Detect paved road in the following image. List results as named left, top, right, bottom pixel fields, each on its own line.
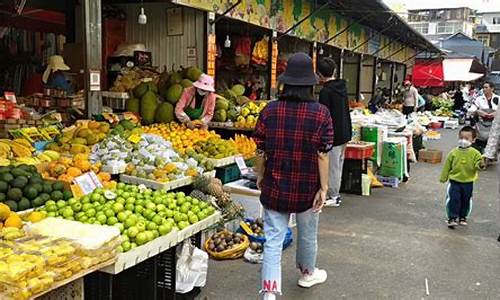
left=199, top=129, right=500, bottom=299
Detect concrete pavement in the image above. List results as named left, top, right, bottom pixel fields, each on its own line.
left=198, top=129, right=500, bottom=299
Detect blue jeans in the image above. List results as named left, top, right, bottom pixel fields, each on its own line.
left=261, top=208, right=320, bottom=294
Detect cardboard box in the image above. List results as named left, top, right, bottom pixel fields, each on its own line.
left=419, top=149, right=443, bottom=164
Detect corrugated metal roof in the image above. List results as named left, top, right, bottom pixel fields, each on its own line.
left=318, top=0, right=440, bottom=53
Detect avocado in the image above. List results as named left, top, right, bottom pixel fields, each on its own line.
left=32, top=197, right=44, bottom=208
left=7, top=188, right=23, bottom=201
left=18, top=198, right=30, bottom=211
left=42, top=183, right=53, bottom=194
left=23, top=186, right=38, bottom=200
left=63, top=190, right=73, bottom=200
left=11, top=176, right=28, bottom=189
left=0, top=181, right=8, bottom=193
left=52, top=181, right=64, bottom=191
left=32, top=183, right=43, bottom=193
left=1, top=173, right=14, bottom=183
left=0, top=166, right=11, bottom=174
left=29, top=175, right=43, bottom=185
left=4, top=200, right=17, bottom=212
left=51, top=190, right=64, bottom=201
left=11, top=167, right=31, bottom=177
left=39, top=193, right=50, bottom=202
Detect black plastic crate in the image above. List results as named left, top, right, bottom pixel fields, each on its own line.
left=340, top=159, right=363, bottom=195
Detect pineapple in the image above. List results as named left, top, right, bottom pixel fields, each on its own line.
left=189, top=189, right=209, bottom=202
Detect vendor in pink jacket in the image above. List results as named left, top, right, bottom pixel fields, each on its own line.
left=175, top=74, right=216, bottom=129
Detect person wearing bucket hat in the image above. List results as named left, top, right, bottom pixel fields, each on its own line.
left=253, top=52, right=333, bottom=300
left=175, top=73, right=216, bottom=129
left=42, top=55, right=72, bottom=93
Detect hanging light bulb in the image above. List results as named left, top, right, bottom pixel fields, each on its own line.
left=319, top=47, right=324, bottom=55
left=224, top=35, right=231, bottom=48
left=138, top=7, right=147, bottom=25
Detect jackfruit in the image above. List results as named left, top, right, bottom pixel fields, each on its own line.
left=214, top=109, right=227, bottom=122
left=181, top=79, right=193, bottom=88
left=141, top=91, right=159, bottom=125
left=215, top=98, right=229, bottom=111
left=185, top=67, right=203, bottom=82
left=133, top=83, right=149, bottom=98
left=125, top=97, right=141, bottom=114
left=148, top=82, right=158, bottom=93
left=169, top=72, right=183, bottom=85
left=154, top=102, right=175, bottom=123
left=166, top=84, right=184, bottom=104
left=231, top=84, right=245, bottom=97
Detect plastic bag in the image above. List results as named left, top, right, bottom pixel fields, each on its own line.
left=175, top=240, right=208, bottom=294
left=244, top=247, right=263, bottom=264
left=234, top=36, right=251, bottom=67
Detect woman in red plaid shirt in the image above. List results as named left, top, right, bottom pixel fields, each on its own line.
left=254, top=53, right=334, bottom=300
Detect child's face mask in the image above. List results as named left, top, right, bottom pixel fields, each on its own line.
left=197, top=89, right=207, bottom=96
left=458, top=139, right=472, bottom=149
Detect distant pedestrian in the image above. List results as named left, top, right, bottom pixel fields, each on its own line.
left=483, top=108, right=500, bottom=241
left=317, top=57, right=352, bottom=207
left=403, top=80, right=419, bottom=117
left=254, top=53, right=333, bottom=300
left=440, top=126, right=485, bottom=229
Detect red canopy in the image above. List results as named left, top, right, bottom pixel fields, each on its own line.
left=412, top=60, right=444, bottom=87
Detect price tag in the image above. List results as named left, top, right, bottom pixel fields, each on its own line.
left=235, top=155, right=249, bottom=175
left=73, top=171, right=103, bottom=195
left=128, top=134, right=141, bottom=144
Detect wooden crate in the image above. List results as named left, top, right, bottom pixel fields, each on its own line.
left=418, top=149, right=443, bottom=164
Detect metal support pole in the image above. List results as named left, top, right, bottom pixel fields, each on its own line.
left=339, top=49, right=345, bottom=79
left=82, top=0, right=102, bottom=117
left=389, top=62, right=395, bottom=102
left=277, top=1, right=330, bottom=41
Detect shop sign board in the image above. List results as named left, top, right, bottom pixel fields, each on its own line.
left=207, top=33, right=217, bottom=78
left=174, top=0, right=416, bottom=62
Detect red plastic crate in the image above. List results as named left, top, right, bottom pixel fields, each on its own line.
left=345, top=145, right=374, bottom=159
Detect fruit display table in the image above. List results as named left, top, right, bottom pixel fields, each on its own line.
left=101, top=211, right=220, bottom=274
left=85, top=219, right=218, bottom=300
left=34, top=259, right=116, bottom=300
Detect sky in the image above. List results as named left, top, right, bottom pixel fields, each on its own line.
left=383, top=0, right=496, bottom=10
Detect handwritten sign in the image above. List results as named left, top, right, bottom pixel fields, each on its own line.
left=235, top=155, right=249, bottom=175
left=73, top=172, right=103, bottom=195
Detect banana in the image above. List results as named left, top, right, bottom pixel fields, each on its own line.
left=42, top=150, right=60, bottom=161
left=0, top=142, right=10, bottom=153
left=37, top=154, right=52, bottom=162
left=13, top=139, right=34, bottom=151
left=10, top=143, right=32, bottom=158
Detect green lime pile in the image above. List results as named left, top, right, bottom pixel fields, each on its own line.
left=38, top=182, right=216, bottom=252
left=0, top=164, right=70, bottom=212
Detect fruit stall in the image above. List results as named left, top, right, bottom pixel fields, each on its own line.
left=0, top=109, right=265, bottom=299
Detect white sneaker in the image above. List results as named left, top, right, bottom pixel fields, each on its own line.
left=297, top=268, right=328, bottom=288
left=262, top=292, right=276, bottom=300
left=325, top=197, right=341, bottom=207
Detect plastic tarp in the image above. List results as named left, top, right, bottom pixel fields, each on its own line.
left=412, top=60, right=444, bottom=87
left=443, top=58, right=484, bottom=82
